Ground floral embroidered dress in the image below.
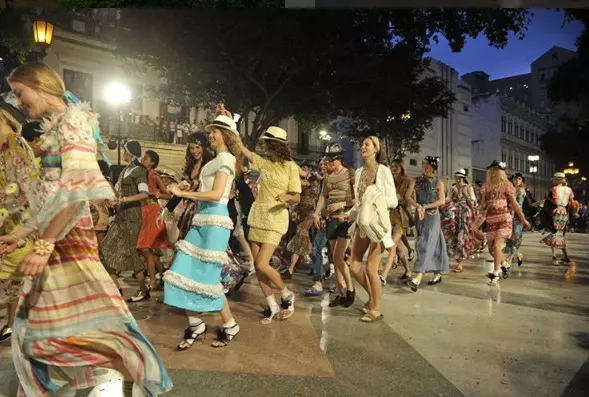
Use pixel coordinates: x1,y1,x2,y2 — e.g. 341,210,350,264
481,181,515,241
12,103,172,397
503,187,526,260
445,185,474,261
0,132,38,304
164,151,236,312
286,179,319,256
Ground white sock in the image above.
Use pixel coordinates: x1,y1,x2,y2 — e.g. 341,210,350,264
493,269,500,277
223,317,237,328
280,287,291,299
266,295,279,312
188,315,204,327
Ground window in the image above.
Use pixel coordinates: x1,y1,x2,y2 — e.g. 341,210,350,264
534,132,539,146
508,121,513,135
463,105,469,112
409,159,417,166
298,128,309,155
515,124,519,138
514,151,519,170
525,127,530,142
62,69,93,104
540,73,545,81
508,150,513,169
501,116,506,133
501,150,507,164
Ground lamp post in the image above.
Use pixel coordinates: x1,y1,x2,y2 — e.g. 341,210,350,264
563,162,580,197
318,129,332,151
32,17,54,60
527,154,539,199
104,82,131,165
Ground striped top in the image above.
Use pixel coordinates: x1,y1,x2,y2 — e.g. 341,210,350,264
323,168,355,217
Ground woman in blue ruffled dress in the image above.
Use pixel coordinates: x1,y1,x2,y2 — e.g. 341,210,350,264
164,113,244,350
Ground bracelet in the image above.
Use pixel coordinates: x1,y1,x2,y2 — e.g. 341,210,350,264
32,239,55,256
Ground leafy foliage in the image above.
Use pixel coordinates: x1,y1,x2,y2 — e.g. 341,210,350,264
115,9,530,151
58,0,283,7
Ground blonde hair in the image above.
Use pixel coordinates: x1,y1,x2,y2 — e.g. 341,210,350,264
486,169,509,184
365,136,388,165
391,158,407,177
219,129,244,178
8,63,65,98
0,108,22,135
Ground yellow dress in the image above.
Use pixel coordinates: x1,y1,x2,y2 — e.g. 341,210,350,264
0,133,38,303
247,153,301,246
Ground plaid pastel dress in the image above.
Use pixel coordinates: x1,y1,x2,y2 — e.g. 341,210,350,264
12,103,172,397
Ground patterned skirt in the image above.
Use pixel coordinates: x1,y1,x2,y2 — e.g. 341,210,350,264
163,202,232,312
503,216,524,257
540,206,568,249
485,203,513,241
446,202,474,261
12,216,172,397
100,205,144,272
0,218,31,303
286,218,313,257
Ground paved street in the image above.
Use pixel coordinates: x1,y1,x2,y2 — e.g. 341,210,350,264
1,232,588,397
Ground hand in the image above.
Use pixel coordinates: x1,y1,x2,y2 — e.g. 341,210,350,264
0,241,18,255
313,214,321,229
169,185,184,197
0,235,17,245
20,252,50,276
276,193,290,203
417,206,425,221
327,202,344,213
523,220,532,230
178,181,191,191
335,214,347,223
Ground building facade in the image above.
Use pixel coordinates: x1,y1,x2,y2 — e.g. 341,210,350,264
403,59,474,181
470,92,555,199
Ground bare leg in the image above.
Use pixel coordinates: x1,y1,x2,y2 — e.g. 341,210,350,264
365,242,384,315
329,240,346,295
333,238,353,292
140,248,157,289
348,233,371,299
252,242,286,297
237,234,254,263
288,254,300,275
381,232,403,279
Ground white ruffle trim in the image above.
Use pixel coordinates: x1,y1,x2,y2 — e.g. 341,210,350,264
163,270,224,298
192,214,234,230
176,240,228,264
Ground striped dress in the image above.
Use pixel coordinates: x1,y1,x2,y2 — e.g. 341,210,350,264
12,103,172,397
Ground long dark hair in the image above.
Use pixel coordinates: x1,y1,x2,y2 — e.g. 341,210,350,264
183,144,213,181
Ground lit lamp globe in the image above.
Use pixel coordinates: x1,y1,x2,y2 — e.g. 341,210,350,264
32,19,54,47
104,82,131,107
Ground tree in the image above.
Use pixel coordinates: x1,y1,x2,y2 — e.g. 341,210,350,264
0,10,38,91
115,9,529,150
58,0,283,7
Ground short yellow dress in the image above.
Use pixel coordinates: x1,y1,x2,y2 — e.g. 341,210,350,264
247,153,302,246
0,133,38,304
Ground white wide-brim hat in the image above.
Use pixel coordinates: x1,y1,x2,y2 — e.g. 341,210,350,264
552,172,566,179
454,168,467,178
205,115,240,137
260,126,288,143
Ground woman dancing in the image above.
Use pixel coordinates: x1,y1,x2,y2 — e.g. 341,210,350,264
379,158,413,283
346,136,397,322
163,113,244,350
0,100,38,343
405,156,449,291
480,161,530,286
502,172,526,275
2,62,171,397
447,169,475,273
100,140,150,301
238,126,301,324
540,172,575,265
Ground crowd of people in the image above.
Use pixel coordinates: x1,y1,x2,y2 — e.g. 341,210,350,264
0,62,582,396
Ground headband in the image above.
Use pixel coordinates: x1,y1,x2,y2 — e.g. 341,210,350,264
424,156,440,170
368,136,381,153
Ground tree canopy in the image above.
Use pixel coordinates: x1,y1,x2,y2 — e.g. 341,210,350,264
58,0,283,7
115,9,530,151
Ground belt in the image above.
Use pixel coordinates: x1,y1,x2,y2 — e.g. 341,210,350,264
141,199,159,206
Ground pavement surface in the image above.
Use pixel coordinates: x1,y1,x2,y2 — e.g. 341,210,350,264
1,232,588,397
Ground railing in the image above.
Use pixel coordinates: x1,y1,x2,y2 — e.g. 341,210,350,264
100,120,180,144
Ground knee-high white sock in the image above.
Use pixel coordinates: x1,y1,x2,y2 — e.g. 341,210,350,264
266,295,279,312
280,287,292,299
187,315,204,327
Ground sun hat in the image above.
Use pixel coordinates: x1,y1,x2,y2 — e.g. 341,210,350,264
260,126,288,143
205,114,240,137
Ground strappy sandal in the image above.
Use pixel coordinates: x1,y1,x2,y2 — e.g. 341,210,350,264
177,323,207,351
278,294,295,320
360,311,383,323
0,325,12,343
260,306,279,325
211,324,240,348
361,302,371,315
408,248,415,261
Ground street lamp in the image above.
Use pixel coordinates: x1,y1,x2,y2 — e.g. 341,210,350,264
104,82,131,165
32,18,54,60
318,129,332,151
527,154,540,198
